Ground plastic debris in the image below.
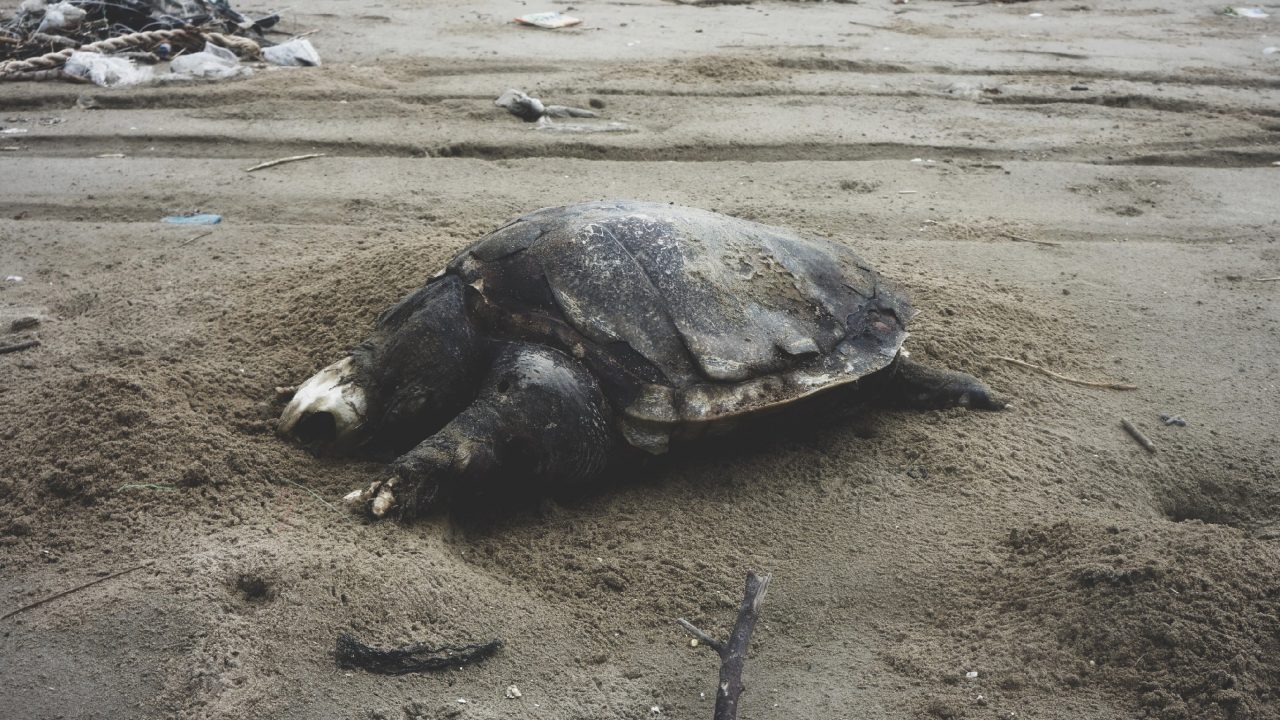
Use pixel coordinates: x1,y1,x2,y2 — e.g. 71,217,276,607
262,38,321,67
1159,413,1187,427
496,89,598,123
514,11,581,29
1265,47,1279,55
169,42,246,80
64,51,153,87
966,671,979,679
4,275,23,282
1,128,28,134
505,685,523,699
1226,6,1269,18
163,213,222,225
38,1,87,32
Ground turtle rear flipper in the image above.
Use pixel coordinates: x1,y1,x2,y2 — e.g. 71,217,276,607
884,358,1006,411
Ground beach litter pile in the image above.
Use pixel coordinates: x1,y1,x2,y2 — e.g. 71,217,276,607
0,0,318,86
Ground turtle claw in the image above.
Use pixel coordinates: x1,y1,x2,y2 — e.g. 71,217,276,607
370,479,397,518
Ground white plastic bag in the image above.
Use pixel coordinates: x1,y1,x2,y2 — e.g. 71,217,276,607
262,38,321,67
170,42,247,80
64,52,153,87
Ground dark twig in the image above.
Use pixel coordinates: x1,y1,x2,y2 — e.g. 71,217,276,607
676,618,724,653
1,560,154,621
179,230,214,247
0,339,40,355
1121,417,1156,453
678,571,772,720
1002,232,1061,247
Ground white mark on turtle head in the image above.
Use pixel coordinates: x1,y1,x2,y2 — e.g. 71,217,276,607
278,356,368,451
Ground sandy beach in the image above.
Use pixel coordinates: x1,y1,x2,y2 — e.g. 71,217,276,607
1,1,1278,718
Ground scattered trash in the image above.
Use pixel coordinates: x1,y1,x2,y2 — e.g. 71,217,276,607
1,128,28,134
63,51,152,87
495,88,598,123
169,42,246,80
505,684,523,700
898,190,918,194
1225,6,1269,18
4,275,23,282
0,2,316,85
245,153,326,172
262,38,321,67
335,633,503,675
163,213,222,225
1160,413,1187,427
966,671,979,680
1028,12,1044,17
1264,47,1279,55
496,88,546,122
944,81,1002,100
514,11,582,29
95,153,125,158
38,2,87,33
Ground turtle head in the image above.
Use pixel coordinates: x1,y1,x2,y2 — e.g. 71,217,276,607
279,274,485,454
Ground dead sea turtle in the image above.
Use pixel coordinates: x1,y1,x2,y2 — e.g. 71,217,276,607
279,200,1002,518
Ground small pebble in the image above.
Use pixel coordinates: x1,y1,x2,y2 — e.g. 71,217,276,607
505,684,522,699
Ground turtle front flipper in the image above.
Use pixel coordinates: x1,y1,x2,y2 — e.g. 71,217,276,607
882,357,1006,411
350,343,616,519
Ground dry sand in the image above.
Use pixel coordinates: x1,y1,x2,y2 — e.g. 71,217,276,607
2,1,1279,718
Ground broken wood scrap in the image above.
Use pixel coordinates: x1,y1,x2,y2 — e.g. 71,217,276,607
335,634,502,675
1121,417,1156,453
991,355,1137,391
678,571,772,720
0,339,40,355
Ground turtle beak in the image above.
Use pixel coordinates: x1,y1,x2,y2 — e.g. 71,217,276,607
278,357,369,451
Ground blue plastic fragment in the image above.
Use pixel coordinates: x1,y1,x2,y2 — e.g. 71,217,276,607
163,213,222,225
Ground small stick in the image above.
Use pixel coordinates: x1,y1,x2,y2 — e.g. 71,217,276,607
676,618,724,653
179,230,214,246
1121,417,1156,453
1252,276,1280,282
0,339,40,355
1003,232,1061,247
1,560,154,621
678,571,772,720
991,355,1137,391
245,153,326,173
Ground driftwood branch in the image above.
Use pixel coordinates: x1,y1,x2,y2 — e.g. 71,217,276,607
678,571,772,720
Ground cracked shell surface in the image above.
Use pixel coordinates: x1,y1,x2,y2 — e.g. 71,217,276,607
448,200,911,453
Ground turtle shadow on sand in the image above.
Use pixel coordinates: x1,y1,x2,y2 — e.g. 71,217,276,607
276,201,1004,522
